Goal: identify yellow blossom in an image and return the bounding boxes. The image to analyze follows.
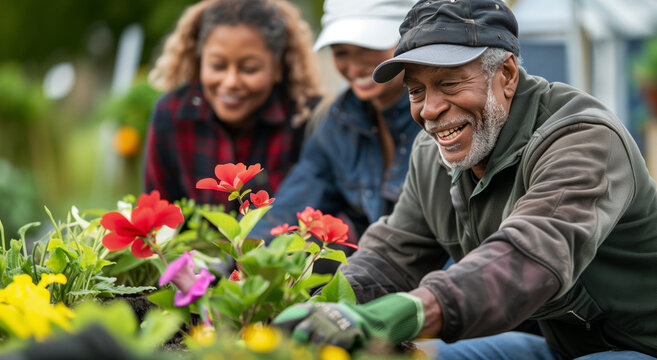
[319,344,350,360]
[243,323,280,353]
[189,325,217,347]
[0,274,74,340]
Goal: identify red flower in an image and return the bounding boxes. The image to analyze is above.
[101,191,184,258]
[270,223,300,236]
[228,270,240,281]
[296,207,323,228]
[309,214,357,249]
[239,200,250,215]
[196,163,262,193]
[250,190,275,208]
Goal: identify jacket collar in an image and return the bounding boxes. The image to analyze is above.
[177,82,289,126]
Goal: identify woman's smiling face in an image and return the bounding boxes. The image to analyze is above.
[200,25,282,128]
[330,44,405,108]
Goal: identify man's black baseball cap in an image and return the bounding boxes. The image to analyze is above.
[372,0,520,83]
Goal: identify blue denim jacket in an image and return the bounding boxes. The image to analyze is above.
[250,89,420,241]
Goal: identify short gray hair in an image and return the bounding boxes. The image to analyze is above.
[479,48,522,80]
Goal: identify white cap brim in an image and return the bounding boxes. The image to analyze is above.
[373,44,488,83]
[314,17,402,51]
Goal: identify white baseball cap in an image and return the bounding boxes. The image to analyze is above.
[314,0,419,51]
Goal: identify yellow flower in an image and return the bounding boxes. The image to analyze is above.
[0,274,73,340]
[319,345,350,360]
[189,325,217,347]
[242,323,281,353]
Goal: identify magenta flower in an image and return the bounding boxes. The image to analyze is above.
[158,252,216,307]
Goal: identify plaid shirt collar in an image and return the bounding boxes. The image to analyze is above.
[177,82,289,125]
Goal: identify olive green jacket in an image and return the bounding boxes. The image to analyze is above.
[340,68,657,358]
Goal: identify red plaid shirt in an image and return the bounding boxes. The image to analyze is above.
[144,83,313,213]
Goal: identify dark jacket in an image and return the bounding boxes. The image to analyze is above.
[340,69,657,358]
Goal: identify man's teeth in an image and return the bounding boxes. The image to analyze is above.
[437,125,466,140]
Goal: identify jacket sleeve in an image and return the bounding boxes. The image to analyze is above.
[421,123,634,340]
[338,134,451,303]
[249,119,346,241]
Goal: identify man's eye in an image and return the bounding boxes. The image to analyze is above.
[408,88,424,95]
[441,82,458,87]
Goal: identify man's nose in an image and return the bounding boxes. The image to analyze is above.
[420,91,448,122]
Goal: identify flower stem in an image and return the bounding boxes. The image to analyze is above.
[142,234,168,267]
[289,243,323,288]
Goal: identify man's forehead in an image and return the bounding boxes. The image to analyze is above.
[403,61,478,80]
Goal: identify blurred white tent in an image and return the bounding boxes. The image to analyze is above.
[511,0,657,126]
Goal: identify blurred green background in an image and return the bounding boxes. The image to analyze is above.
[1,0,657,241]
[0,0,324,239]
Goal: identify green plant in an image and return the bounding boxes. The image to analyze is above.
[0,205,154,306]
[634,36,657,85]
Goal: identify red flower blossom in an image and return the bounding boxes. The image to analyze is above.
[309,214,357,249]
[196,163,262,193]
[270,223,300,236]
[101,191,184,258]
[250,190,275,208]
[228,270,240,281]
[239,200,250,215]
[296,207,323,228]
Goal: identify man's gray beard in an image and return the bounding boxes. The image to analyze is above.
[436,87,508,171]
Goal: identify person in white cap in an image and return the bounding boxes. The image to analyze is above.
[273,0,657,359]
[250,0,422,269]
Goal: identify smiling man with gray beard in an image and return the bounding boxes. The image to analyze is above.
[272,0,657,359]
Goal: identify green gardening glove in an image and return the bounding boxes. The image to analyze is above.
[272,293,425,351]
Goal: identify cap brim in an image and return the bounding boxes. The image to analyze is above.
[372,44,488,83]
[314,17,401,51]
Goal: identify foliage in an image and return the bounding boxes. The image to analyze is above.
[0,206,153,306]
[634,36,657,85]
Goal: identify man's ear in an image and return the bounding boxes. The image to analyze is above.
[500,53,519,100]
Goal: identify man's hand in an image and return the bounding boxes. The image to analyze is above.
[272,293,425,351]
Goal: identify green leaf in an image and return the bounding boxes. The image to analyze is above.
[71,301,138,345]
[45,248,68,273]
[285,233,307,252]
[107,255,146,275]
[292,273,332,292]
[18,222,40,242]
[305,241,321,255]
[228,191,240,201]
[241,238,263,255]
[238,206,270,240]
[201,210,240,243]
[320,270,356,304]
[213,240,238,259]
[93,284,156,296]
[79,244,98,270]
[147,289,177,310]
[137,308,184,351]
[319,247,348,265]
[93,258,115,275]
[242,275,270,306]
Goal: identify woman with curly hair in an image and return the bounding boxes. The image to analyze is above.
[144,0,322,211]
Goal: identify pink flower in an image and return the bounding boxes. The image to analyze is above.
[101,191,184,258]
[250,190,275,208]
[296,207,323,228]
[309,214,357,249]
[270,223,300,236]
[196,163,262,193]
[159,252,216,307]
[228,270,240,281]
